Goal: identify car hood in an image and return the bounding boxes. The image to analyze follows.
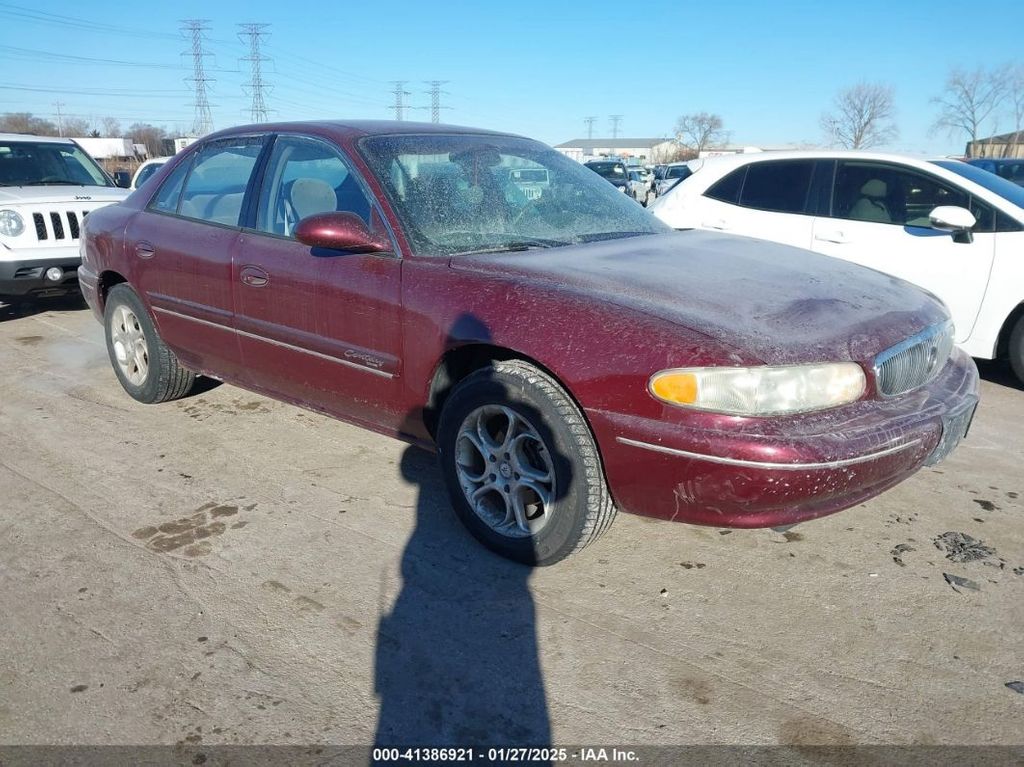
[0,185,129,205]
[450,231,948,365]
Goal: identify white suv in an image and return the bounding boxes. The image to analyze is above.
[651,151,1024,382]
[0,134,129,305]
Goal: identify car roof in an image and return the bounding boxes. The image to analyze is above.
[200,119,520,143]
[692,149,949,171]
[0,132,77,144]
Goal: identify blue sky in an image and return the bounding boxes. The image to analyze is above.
[0,1,1019,154]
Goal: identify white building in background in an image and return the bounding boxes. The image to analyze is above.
[553,138,677,164]
[71,137,142,161]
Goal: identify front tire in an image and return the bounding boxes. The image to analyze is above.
[437,360,616,565]
[104,284,195,403]
[1009,314,1024,385]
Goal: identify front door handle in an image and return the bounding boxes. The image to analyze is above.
[814,230,849,244]
[135,241,155,259]
[240,265,269,288]
[703,218,729,230]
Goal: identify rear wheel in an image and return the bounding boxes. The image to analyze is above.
[1009,314,1024,385]
[437,360,616,565]
[104,284,195,403]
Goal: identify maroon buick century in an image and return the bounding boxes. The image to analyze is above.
[79,121,979,564]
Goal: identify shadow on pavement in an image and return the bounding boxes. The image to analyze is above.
[0,293,89,322]
[976,358,1023,392]
[373,445,552,747]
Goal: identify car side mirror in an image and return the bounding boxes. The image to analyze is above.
[113,170,131,188]
[929,205,976,244]
[294,212,392,253]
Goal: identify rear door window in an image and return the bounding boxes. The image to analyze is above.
[738,160,815,214]
[178,137,265,227]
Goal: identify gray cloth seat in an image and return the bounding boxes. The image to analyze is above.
[848,179,891,223]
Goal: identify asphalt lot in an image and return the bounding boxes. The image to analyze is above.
[1,297,1022,747]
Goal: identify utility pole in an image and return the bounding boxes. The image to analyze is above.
[609,114,623,139]
[584,116,597,140]
[238,23,271,123]
[389,81,410,121]
[424,80,450,123]
[181,19,214,136]
[53,101,65,137]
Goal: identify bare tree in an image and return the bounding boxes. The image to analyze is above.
[0,112,59,135]
[101,117,122,138]
[1005,65,1024,157]
[932,66,1010,149]
[674,112,727,156]
[820,82,898,149]
[127,123,168,158]
[62,117,91,137]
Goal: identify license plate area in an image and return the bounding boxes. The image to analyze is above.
[925,399,977,466]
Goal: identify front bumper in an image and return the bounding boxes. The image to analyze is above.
[0,251,82,299]
[590,348,980,528]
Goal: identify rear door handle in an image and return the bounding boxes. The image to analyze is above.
[703,219,729,230]
[134,241,155,259]
[240,265,269,288]
[814,230,849,244]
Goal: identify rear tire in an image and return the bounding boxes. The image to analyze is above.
[1009,314,1024,385]
[104,284,195,403]
[437,360,616,566]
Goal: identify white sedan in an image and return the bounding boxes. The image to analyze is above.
[651,151,1024,382]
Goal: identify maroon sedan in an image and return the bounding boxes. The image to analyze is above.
[79,121,979,564]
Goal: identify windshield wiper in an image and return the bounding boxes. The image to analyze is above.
[22,180,85,186]
[573,231,653,244]
[458,237,570,255]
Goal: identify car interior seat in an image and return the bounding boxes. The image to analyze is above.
[284,178,337,236]
[848,179,892,223]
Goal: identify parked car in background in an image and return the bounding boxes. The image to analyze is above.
[627,169,650,205]
[967,157,1024,187]
[651,151,1024,382]
[653,161,696,197]
[131,158,170,190]
[80,121,977,564]
[583,159,630,193]
[0,133,129,306]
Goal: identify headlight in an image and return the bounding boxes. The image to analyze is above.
[649,363,866,416]
[0,209,25,237]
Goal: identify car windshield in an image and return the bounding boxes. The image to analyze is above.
[360,134,669,257]
[666,166,692,180]
[932,160,1024,210]
[586,162,627,179]
[0,140,113,187]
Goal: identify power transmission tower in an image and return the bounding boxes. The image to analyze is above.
[238,23,271,123]
[609,114,623,139]
[181,19,214,136]
[424,80,450,123]
[53,101,65,137]
[390,81,410,121]
[584,116,597,140]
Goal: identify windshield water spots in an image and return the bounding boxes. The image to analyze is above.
[360,134,668,257]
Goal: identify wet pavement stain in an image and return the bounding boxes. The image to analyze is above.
[933,532,998,565]
[176,398,271,421]
[69,684,88,693]
[15,336,44,345]
[891,543,915,566]
[783,531,803,543]
[972,499,999,511]
[132,503,254,555]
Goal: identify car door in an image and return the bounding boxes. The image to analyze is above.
[695,159,820,250]
[126,135,267,380]
[234,133,404,428]
[811,160,996,343]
